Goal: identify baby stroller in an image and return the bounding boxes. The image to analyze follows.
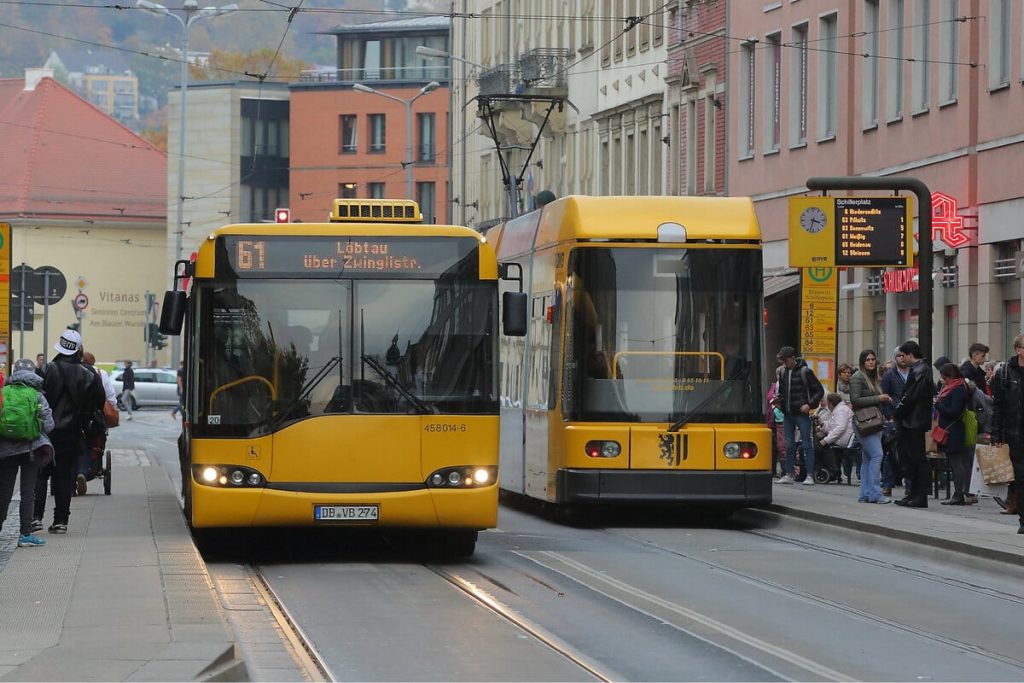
[81,414,112,495]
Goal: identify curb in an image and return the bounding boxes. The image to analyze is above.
[735,503,1024,568]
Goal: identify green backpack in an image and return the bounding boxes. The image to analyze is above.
[0,384,42,441]
[962,408,978,449]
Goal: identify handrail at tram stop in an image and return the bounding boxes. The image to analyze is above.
[611,351,725,381]
[208,375,278,414]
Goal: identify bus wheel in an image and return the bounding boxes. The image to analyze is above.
[441,530,477,559]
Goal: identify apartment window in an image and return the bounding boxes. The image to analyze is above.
[685,98,697,194]
[886,0,905,119]
[417,182,436,222]
[639,0,650,50]
[627,0,638,55]
[339,115,357,153]
[863,1,880,127]
[339,182,357,198]
[368,182,386,199]
[789,23,809,145]
[601,0,612,65]
[704,90,717,194]
[739,41,756,156]
[638,127,648,194]
[989,0,1011,88]
[764,33,781,152]
[600,138,610,194]
[819,13,838,138]
[612,132,622,193]
[368,114,386,153]
[939,0,959,102]
[651,121,661,195]
[625,131,636,194]
[652,4,664,46]
[417,113,436,162]
[912,0,930,111]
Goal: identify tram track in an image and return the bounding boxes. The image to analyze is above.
[250,565,335,682]
[605,526,1024,675]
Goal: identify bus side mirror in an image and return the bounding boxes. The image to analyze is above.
[502,292,528,337]
[159,290,186,335]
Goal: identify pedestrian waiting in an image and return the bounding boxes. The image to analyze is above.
[773,346,825,485]
[850,349,892,503]
[893,341,936,508]
[0,358,55,548]
[991,335,1024,534]
[934,363,973,506]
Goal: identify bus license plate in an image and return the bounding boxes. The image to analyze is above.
[314,505,379,522]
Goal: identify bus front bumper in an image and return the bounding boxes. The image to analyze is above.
[555,469,772,506]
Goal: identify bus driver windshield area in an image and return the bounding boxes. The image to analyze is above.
[193,236,497,437]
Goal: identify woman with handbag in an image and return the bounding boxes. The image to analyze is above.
[933,363,971,505]
[850,349,892,503]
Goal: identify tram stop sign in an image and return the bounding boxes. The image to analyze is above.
[26,265,67,305]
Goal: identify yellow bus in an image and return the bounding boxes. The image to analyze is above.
[160,199,526,557]
[486,196,771,510]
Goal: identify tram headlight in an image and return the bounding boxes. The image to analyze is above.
[723,442,758,459]
[426,466,498,489]
[585,440,622,458]
[193,465,267,488]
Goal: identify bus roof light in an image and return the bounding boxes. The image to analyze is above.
[331,199,423,224]
[657,222,687,242]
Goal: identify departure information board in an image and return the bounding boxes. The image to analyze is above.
[834,197,910,267]
[789,196,914,268]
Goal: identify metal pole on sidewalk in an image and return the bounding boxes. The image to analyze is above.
[42,270,50,359]
[18,263,26,360]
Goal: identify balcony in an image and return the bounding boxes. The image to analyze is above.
[299,65,448,84]
[477,63,521,97]
[517,48,570,95]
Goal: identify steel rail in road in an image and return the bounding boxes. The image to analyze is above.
[250,565,335,682]
[427,564,615,683]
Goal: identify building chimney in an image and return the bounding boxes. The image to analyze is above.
[25,67,54,91]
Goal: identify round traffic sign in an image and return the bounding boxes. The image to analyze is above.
[72,292,89,311]
[26,265,67,305]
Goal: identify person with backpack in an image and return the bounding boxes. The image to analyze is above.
[34,329,105,534]
[935,363,972,506]
[991,335,1024,534]
[773,346,825,485]
[0,358,55,547]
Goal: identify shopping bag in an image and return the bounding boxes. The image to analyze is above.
[975,443,1015,485]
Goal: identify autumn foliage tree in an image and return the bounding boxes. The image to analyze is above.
[189,48,309,82]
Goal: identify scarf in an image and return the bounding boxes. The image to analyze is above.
[936,376,966,403]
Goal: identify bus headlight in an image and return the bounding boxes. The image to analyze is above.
[426,466,498,489]
[723,442,758,459]
[193,465,267,488]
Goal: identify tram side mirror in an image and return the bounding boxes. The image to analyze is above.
[502,292,528,337]
[159,290,186,335]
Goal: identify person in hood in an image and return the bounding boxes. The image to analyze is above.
[773,346,825,485]
[0,358,55,547]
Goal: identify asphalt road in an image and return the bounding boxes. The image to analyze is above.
[127,412,1024,681]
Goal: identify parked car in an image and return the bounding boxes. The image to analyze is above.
[112,368,179,409]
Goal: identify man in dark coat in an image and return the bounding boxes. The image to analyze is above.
[991,334,1024,534]
[773,346,824,485]
[893,340,935,508]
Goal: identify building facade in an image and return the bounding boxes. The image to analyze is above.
[0,70,166,365]
[288,17,450,223]
[451,1,669,228]
[729,0,1024,366]
[44,48,140,124]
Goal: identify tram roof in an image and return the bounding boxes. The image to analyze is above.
[488,195,761,256]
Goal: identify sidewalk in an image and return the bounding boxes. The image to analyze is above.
[759,476,1024,566]
[0,449,244,682]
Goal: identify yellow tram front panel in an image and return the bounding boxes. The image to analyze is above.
[628,425,716,470]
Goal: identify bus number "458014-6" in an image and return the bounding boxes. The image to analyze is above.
[424,423,467,433]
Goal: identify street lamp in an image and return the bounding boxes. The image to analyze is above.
[353,81,440,200]
[415,45,485,70]
[137,0,237,363]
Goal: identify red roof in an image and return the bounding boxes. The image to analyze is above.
[0,76,166,223]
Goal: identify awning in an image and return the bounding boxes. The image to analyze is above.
[764,274,800,299]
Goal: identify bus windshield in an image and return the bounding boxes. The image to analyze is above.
[564,247,764,424]
[194,265,497,437]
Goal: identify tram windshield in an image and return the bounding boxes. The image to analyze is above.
[564,247,764,423]
[193,246,497,437]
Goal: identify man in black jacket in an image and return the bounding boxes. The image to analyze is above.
[34,329,105,534]
[991,334,1024,534]
[893,340,935,508]
[959,342,990,395]
[773,346,825,485]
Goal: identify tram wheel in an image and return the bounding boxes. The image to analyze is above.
[440,530,477,559]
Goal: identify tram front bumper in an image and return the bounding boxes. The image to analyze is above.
[555,469,772,506]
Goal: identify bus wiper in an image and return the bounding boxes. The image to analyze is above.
[268,356,342,430]
[666,382,733,433]
[360,354,433,414]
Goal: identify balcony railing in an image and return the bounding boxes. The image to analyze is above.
[477,63,520,97]
[518,48,570,88]
[993,257,1019,280]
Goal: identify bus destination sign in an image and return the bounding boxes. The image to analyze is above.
[834,197,911,267]
[219,236,477,279]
